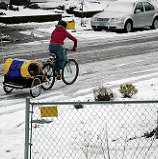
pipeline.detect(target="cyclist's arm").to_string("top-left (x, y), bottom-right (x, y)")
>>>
top-left (65, 31), bottom-right (77, 51)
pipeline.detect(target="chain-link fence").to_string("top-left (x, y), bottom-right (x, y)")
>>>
top-left (25, 98), bottom-right (158, 159)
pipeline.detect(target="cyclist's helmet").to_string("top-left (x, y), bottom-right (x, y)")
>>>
top-left (58, 20), bottom-right (67, 28)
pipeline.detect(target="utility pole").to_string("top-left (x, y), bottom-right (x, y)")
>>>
top-left (0, 33), bottom-right (4, 63)
top-left (81, 0), bottom-right (84, 27)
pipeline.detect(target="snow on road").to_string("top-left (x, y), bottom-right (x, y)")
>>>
top-left (1, 1), bottom-right (158, 158)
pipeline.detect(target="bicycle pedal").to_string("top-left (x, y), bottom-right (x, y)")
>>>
top-left (56, 77), bottom-right (61, 80)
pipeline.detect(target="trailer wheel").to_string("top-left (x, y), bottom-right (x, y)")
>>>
top-left (3, 85), bottom-right (13, 94)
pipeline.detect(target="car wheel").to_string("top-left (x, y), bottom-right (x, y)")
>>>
top-left (124, 21), bottom-right (133, 33)
top-left (151, 17), bottom-right (158, 29)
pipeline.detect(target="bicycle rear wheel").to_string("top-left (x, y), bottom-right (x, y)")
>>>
top-left (62, 59), bottom-right (79, 85)
top-left (30, 78), bottom-right (42, 98)
top-left (42, 63), bottom-right (55, 90)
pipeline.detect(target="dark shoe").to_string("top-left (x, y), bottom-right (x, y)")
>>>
top-left (55, 70), bottom-right (61, 80)
top-left (56, 74), bottom-right (61, 80)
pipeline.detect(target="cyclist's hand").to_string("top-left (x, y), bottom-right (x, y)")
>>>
top-left (71, 48), bottom-right (76, 51)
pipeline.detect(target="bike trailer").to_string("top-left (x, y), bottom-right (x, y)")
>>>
top-left (3, 58), bottom-right (45, 97)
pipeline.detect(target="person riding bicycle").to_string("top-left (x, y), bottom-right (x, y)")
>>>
top-left (49, 20), bottom-right (77, 80)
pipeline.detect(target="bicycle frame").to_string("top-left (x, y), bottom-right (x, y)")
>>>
top-left (46, 56), bottom-right (56, 72)
top-left (42, 48), bottom-right (79, 88)
top-left (48, 49), bottom-right (68, 72)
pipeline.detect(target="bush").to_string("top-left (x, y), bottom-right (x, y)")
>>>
top-left (66, 6), bottom-right (76, 14)
top-left (119, 83), bottom-right (138, 98)
top-left (24, 4), bottom-right (40, 9)
top-left (9, 5), bottom-right (19, 11)
top-left (57, 5), bottom-right (65, 10)
top-left (93, 84), bottom-right (114, 101)
top-left (0, 12), bottom-right (6, 15)
top-left (0, 2), bottom-right (8, 10)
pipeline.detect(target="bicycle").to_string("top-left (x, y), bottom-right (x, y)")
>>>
top-left (42, 48), bottom-right (79, 90)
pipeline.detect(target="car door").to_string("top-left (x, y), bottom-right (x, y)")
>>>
top-left (142, 2), bottom-right (155, 26)
top-left (132, 2), bottom-right (146, 28)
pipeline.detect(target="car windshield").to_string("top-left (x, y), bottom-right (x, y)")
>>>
top-left (106, 1), bottom-right (134, 13)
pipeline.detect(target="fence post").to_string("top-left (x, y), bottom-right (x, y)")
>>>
top-left (0, 33), bottom-right (3, 63)
top-left (24, 97), bottom-right (31, 159)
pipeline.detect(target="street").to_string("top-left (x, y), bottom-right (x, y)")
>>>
top-left (1, 25), bottom-right (158, 159)
top-left (1, 29), bottom-right (158, 100)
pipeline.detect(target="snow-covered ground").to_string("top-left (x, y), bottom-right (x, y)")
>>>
top-left (0, 0), bottom-right (106, 17)
top-left (1, 0), bottom-right (158, 159)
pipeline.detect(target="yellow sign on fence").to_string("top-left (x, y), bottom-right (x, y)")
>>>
top-left (66, 20), bottom-right (75, 30)
top-left (40, 106), bottom-right (58, 117)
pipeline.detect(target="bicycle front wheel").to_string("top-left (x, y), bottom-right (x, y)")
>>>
top-left (42, 63), bottom-right (55, 90)
top-left (62, 59), bottom-right (79, 85)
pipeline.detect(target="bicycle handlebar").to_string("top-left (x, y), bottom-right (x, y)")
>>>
top-left (65, 48), bottom-right (71, 51)
top-left (64, 48), bottom-right (73, 55)
top-left (65, 48), bottom-right (76, 52)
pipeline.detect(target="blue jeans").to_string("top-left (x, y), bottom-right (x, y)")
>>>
top-left (49, 44), bottom-right (65, 71)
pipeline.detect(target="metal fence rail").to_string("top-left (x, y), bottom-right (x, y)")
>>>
top-left (25, 98), bottom-right (158, 159)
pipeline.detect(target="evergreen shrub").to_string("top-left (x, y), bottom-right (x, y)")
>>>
top-left (119, 83), bottom-right (138, 98)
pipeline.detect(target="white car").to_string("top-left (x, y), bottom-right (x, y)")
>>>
top-left (91, 0), bottom-right (158, 32)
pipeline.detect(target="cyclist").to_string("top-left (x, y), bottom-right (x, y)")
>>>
top-left (49, 20), bottom-right (77, 80)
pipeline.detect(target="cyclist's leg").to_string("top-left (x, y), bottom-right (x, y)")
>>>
top-left (49, 44), bottom-right (56, 53)
top-left (49, 44), bottom-right (60, 71)
top-left (52, 45), bottom-right (65, 79)
top-left (56, 46), bottom-right (65, 70)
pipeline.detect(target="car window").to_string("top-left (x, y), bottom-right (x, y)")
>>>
top-left (143, 2), bottom-right (155, 11)
top-left (135, 2), bottom-right (144, 13)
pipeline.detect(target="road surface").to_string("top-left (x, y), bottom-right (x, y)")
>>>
top-left (0, 28), bottom-right (158, 101)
